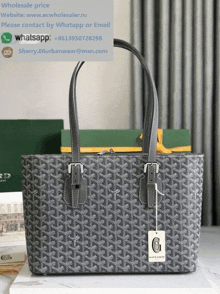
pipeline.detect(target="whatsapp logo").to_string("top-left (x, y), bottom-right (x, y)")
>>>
top-left (1, 32), bottom-right (12, 44)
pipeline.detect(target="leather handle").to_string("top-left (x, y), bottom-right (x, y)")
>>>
top-left (69, 38), bottom-right (159, 163)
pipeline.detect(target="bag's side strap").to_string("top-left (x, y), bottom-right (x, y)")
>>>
top-left (66, 39), bottom-right (160, 208)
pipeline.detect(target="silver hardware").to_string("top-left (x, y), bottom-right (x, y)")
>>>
top-left (97, 148), bottom-right (115, 155)
top-left (144, 162), bottom-right (159, 174)
top-left (97, 150), bottom-right (108, 155)
top-left (68, 163), bottom-right (84, 174)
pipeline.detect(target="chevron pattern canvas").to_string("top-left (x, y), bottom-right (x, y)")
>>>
top-left (21, 154), bottom-right (203, 274)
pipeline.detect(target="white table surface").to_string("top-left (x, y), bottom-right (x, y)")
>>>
top-left (0, 227), bottom-right (219, 294)
top-left (9, 262), bottom-right (215, 294)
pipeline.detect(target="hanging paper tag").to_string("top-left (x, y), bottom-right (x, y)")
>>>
top-left (148, 230), bottom-right (166, 262)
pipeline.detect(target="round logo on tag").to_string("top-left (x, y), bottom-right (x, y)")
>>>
top-left (152, 237), bottom-right (161, 253)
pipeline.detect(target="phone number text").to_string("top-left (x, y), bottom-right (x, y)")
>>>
top-left (56, 36), bottom-right (103, 41)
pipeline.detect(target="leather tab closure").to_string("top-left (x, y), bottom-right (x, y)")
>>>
top-left (63, 163), bottom-right (87, 208)
top-left (70, 164), bottom-right (81, 208)
top-left (139, 162), bottom-right (163, 207)
top-left (145, 163), bottom-right (159, 207)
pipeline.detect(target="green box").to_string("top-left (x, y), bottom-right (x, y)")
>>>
top-left (61, 129), bottom-right (191, 153)
top-left (62, 130), bottom-right (142, 148)
top-left (159, 129), bottom-right (191, 149)
top-left (0, 120), bottom-right (63, 192)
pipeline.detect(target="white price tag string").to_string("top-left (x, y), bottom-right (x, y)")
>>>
top-left (155, 184), bottom-right (164, 232)
top-left (148, 184), bottom-right (166, 263)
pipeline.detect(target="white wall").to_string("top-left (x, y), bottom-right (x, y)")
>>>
top-left (0, 0), bottom-right (132, 130)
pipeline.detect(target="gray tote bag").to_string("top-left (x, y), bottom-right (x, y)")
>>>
top-left (21, 39), bottom-right (204, 275)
